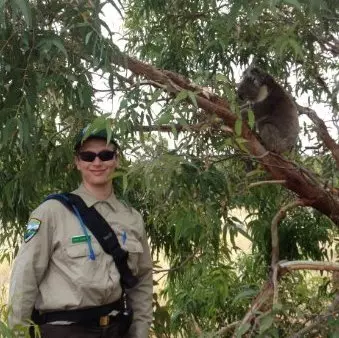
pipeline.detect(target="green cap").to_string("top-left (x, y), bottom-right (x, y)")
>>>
top-left (74, 126), bottom-right (119, 151)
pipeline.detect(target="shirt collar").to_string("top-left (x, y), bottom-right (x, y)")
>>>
top-left (72, 183), bottom-right (120, 211)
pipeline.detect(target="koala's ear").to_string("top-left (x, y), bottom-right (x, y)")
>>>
top-left (248, 56), bottom-right (258, 69)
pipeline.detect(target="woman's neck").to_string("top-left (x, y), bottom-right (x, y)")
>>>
top-left (82, 181), bottom-right (113, 200)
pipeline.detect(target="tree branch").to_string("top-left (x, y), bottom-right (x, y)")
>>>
top-left (135, 122), bottom-right (207, 133)
top-left (290, 310), bottom-right (339, 338)
top-left (297, 103), bottom-right (339, 169)
top-left (235, 260), bottom-right (339, 336)
top-left (278, 260), bottom-right (339, 272)
top-left (109, 48), bottom-right (339, 226)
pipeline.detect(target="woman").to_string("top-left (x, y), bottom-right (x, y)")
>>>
top-left (9, 127), bottom-right (153, 338)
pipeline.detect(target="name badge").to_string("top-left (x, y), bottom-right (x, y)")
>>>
top-left (72, 235), bottom-right (91, 244)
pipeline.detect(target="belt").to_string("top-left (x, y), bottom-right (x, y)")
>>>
top-left (32, 299), bottom-right (123, 325)
top-left (75, 313), bottom-right (120, 327)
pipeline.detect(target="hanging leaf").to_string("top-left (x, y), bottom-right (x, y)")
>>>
top-left (174, 90), bottom-right (188, 103)
top-left (247, 109), bottom-right (255, 129)
top-left (50, 38), bottom-right (69, 59)
top-left (235, 323), bottom-right (251, 337)
top-left (146, 89), bottom-right (163, 109)
top-left (259, 314), bottom-right (274, 333)
top-left (187, 91), bottom-right (198, 108)
top-left (234, 118), bottom-right (242, 136)
top-left (85, 31), bottom-right (93, 45)
top-left (283, 0), bottom-right (302, 10)
top-left (11, 0), bottom-right (32, 27)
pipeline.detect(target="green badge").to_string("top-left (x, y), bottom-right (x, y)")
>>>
top-left (72, 235), bottom-right (91, 244)
top-left (24, 218), bottom-right (41, 243)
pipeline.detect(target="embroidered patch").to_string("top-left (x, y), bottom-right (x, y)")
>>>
top-left (24, 218), bottom-right (41, 243)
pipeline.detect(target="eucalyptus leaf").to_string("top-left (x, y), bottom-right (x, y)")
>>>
top-left (11, 0), bottom-right (32, 27)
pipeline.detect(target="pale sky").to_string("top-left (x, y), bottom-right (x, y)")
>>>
top-left (93, 3), bottom-right (126, 115)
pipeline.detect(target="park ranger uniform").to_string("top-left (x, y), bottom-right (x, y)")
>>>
top-left (9, 183), bottom-right (153, 337)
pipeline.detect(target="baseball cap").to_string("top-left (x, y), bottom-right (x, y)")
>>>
top-left (74, 126), bottom-right (119, 152)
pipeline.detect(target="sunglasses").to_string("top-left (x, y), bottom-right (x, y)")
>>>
top-left (78, 150), bottom-right (116, 162)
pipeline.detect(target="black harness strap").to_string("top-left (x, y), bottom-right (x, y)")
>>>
top-left (47, 193), bottom-right (138, 289)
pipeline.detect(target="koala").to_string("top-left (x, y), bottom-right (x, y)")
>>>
top-left (237, 66), bottom-right (299, 153)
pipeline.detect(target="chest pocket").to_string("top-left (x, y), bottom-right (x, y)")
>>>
top-left (124, 238), bottom-right (144, 276)
top-left (111, 220), bottom-right (144, 276)
top-left (65, 243), bottom-right (103, 284)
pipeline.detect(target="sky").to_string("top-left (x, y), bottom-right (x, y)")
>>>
top-left (93, 3), bottom-right (126, 115)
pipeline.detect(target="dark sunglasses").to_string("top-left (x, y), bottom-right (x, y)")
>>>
top-left (78, 150), bottom-right (116, 162)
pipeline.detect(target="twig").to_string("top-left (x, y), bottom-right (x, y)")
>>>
top-left (271, 200), bottom-right (305, 304)
top-left (297, 103), bottom-right (339, 169)
top-left (130, 80), bottom-right (167, 89)
top-left (153, 252), bottom-right (196, 274)
top-left (215, 321), bottom-right (240, 336)
top-left (271, 200), bottom-right (305, 267)
top-left (0, 31), bottom-right (16, 54)
top-left (248, 180), bottom-right (286, 188)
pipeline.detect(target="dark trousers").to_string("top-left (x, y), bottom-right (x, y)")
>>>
top-left (37, 322), bottom-right (123, 338)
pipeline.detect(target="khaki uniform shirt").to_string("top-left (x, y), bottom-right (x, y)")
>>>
top-left (9, 184), bottom-right (153, 338)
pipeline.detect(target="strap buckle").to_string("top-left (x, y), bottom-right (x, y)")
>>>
top-left (99, 315), bottom-right (110, 327)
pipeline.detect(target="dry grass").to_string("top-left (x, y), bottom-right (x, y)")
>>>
top-left (0, 261), bottom-right (11, 300)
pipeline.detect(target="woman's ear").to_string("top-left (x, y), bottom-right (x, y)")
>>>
top-left (74, 155), bottom-right (80, 170)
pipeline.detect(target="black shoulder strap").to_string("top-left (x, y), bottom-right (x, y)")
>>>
top-left (46, 193), bottom-right (138, 289)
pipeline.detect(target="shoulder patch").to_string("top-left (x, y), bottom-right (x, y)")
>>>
top-left (24, 218), bottom-right (41, 243)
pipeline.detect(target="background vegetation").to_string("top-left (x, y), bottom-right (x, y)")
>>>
top-left (1, 0), bottom-right (339, 336)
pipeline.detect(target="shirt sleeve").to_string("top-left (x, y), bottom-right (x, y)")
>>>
top-left (8, 202), bottom-right (55, 328)
top-left (126, 222), bottom-right (153, 338)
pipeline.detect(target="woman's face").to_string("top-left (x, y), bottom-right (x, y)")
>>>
top-left (75, 138), bottom-right (118, 188)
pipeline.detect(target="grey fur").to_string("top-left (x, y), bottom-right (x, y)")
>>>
top-left (237, 66), bottom-right (299, 153)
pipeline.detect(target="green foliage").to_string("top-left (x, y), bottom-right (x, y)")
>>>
top-left (0, 285), bottom-right (33, 337)
top-left (125, 0), bottom-right (338, 105)
top-left (119, 151), bottom-right (231, 256)
top-left (238, 183), bottom-right (334, 263)
top-left (160, 253), bottom-right (266, 336)
top-left (0, 0), bottom-right (120, 255)
top-left (1, 0), bottom-right (339, 336)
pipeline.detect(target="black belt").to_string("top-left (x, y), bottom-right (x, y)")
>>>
top-left (32, 298), bottom-right (123, 325)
